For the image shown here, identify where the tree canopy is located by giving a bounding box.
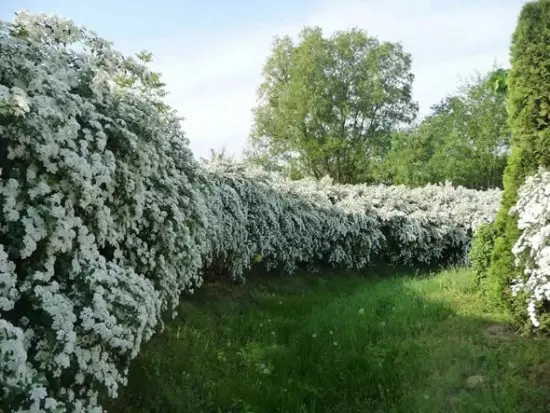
[378,69,510,189]
[247,26,417,184]
[486,0,550,332]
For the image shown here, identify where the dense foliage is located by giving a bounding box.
[248,27,511,190]
[247,27,417,184]
[486,0,550,332]
[469,222,498,295]
[0,11,207,412]
[0,13,504,412]
[205,162,501,272]
[380,71,510,189]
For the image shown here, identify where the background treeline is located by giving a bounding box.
[245,27,510,189]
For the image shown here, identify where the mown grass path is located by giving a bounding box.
[109,268,550,413]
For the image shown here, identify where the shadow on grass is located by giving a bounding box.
[107,268,550,413]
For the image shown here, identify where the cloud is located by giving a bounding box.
[152,0,526,159]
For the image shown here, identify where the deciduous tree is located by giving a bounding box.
[379,69,510,189]
[248,26,417,183]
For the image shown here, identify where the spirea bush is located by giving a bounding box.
[510,169,550,331]
[200,163,384,278]
[0,12,502,412]
[0,12,206,412]
[205,162,501,269]
[279,174,500,266]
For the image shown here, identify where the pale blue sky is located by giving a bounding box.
[1,0,528,158]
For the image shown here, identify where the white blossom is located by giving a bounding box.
[0,11,503,413]
[510,169,550,329]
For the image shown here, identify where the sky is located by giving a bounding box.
[1,0,528,159]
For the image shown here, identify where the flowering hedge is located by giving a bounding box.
[0,12,206,412]
[282,175,501,265]
[510,170,550,331]
[0,12,502,412]
[197,165,383,279]
[205,163,501,271]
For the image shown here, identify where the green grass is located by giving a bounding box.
[108,268,550,413]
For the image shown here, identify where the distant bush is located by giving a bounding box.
[487,0,550,333]
[0,12,501,412]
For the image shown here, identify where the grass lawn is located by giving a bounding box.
[108,268,550,413]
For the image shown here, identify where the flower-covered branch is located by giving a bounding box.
[510,169,550,329]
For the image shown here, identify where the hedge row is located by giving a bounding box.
[0,12,501,412]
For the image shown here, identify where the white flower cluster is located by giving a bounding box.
[198,165,383,278]
[0,12,201,412]
[510,169,550,328]
[0,12,502,412]
[206,162,501,268]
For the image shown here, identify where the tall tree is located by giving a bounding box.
[487,0,550,332]
[247,26,417,184]
[379,69,510,189]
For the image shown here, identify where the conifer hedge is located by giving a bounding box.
[486,0,550,331]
